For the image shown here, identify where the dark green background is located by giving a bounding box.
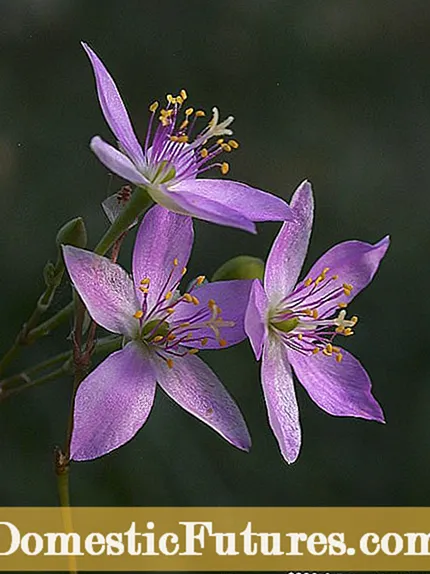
[0,0,427,508]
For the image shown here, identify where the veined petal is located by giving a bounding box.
[151,352,251,451]
[171,178,293,223]
[132,205,194,309]
[264,180,314,303]
[90,136,149,186]
[288,347,385,422]
[261,336,301,463]
[82,42,144,166]
[173,280,253,349]
[245,279,269,360]
[70,342,157,461]
[164,186,256,233]
[63,245,140,337]
[304,236,390,317]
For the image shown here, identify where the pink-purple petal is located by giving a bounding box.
[70,342,157,461]
[261,336,301,464]
[288,347,385,422]
[152,352,251,451]
[264,180,314,303]
[62,245,140,337]
[245,279,269,360]
[171,178,292,223]
[173,280,253,349]
[90,136,148,186]
[132,205,193,308]
[304,236,390,317]
[82,42,144,166]
[166,186,256,233]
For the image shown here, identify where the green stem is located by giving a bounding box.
[94,187,152,255]
[0,336,121,401]
[56,459,77,574]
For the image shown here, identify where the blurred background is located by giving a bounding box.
[0,0,428,510]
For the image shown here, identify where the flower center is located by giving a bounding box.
[132,258,235,369]
[269,267,358,363]
[141,89,239,186]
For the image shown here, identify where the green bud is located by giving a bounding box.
[212,255,265,282]
[43,261,56,287]
[56,217,87,249]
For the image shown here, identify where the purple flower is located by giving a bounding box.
[82,42,292,233]
[63,205,252,461]
[245,180,389,463]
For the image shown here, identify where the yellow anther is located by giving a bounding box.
[221,162,230,175]
[186,333,193,340]
[343,288,352,297]
[219,338,227,347]
[201,338,208,346]
[297,333,303,340]
[176,95,184,106]
[165,291,173,300]
[149,101,159,113]
[133,310,143,319]
[185,107,194,116]
[188,348,199,355]
[351,316,358,325]
[335,326,344,334]
[180,89,188,100]
[139,287,149,294]
[343,328,354,336]
[208,299,216,307]
[181,266,187,275]
[200,148,209,158]
[173,258,179,266]
[323,267,330,274]
[336,353,343,363]
[167,333,176,341]
[196,275,206,286]
[312,309,319,319]
[180,322,190,328]
[217,138,224,145]
[323,348,332,357]
[184,293,193,303]
[169,135,179,142]
[332,346,340,353]
[338,302,347,308]
[140,277,150,285]
[166,308,175,314]
[326,343,333,354]
[221,143,232,152]
[152,335,164,343]
[315,276,323,286]
[166,358,174,369]
[178,134,189,143]
[191,296,200,306]
[312,347,320,354]
[304,278,313,287]
[228,139,239,149]
[304,309,312,316]
[332,274,339,280]
[179,120,189,130]
[166,94,174,104]
[195,110,206,117]
[343,283,353,291]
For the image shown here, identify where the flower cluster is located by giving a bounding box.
[63,44,389,464]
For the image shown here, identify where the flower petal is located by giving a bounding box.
[63,245,140,337]
[264,180,314,303]
[82,42,144,166]
[172,178,293,223]
[70,342,157,461]
[245,279,269,360]
[163,185,256,233]
[304,236,390,317]
[172,280,253,349]
[151,352,251,451]
[90,136,149,186]
[132,205,194,309]
[288,347,385,422]
[261,336,301,463]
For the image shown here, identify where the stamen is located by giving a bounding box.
[133,310,143,319]
[221,162,229,175]
[166,358,174,369]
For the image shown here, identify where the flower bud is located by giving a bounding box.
[56,217,87,249]
[212,255,265,282]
